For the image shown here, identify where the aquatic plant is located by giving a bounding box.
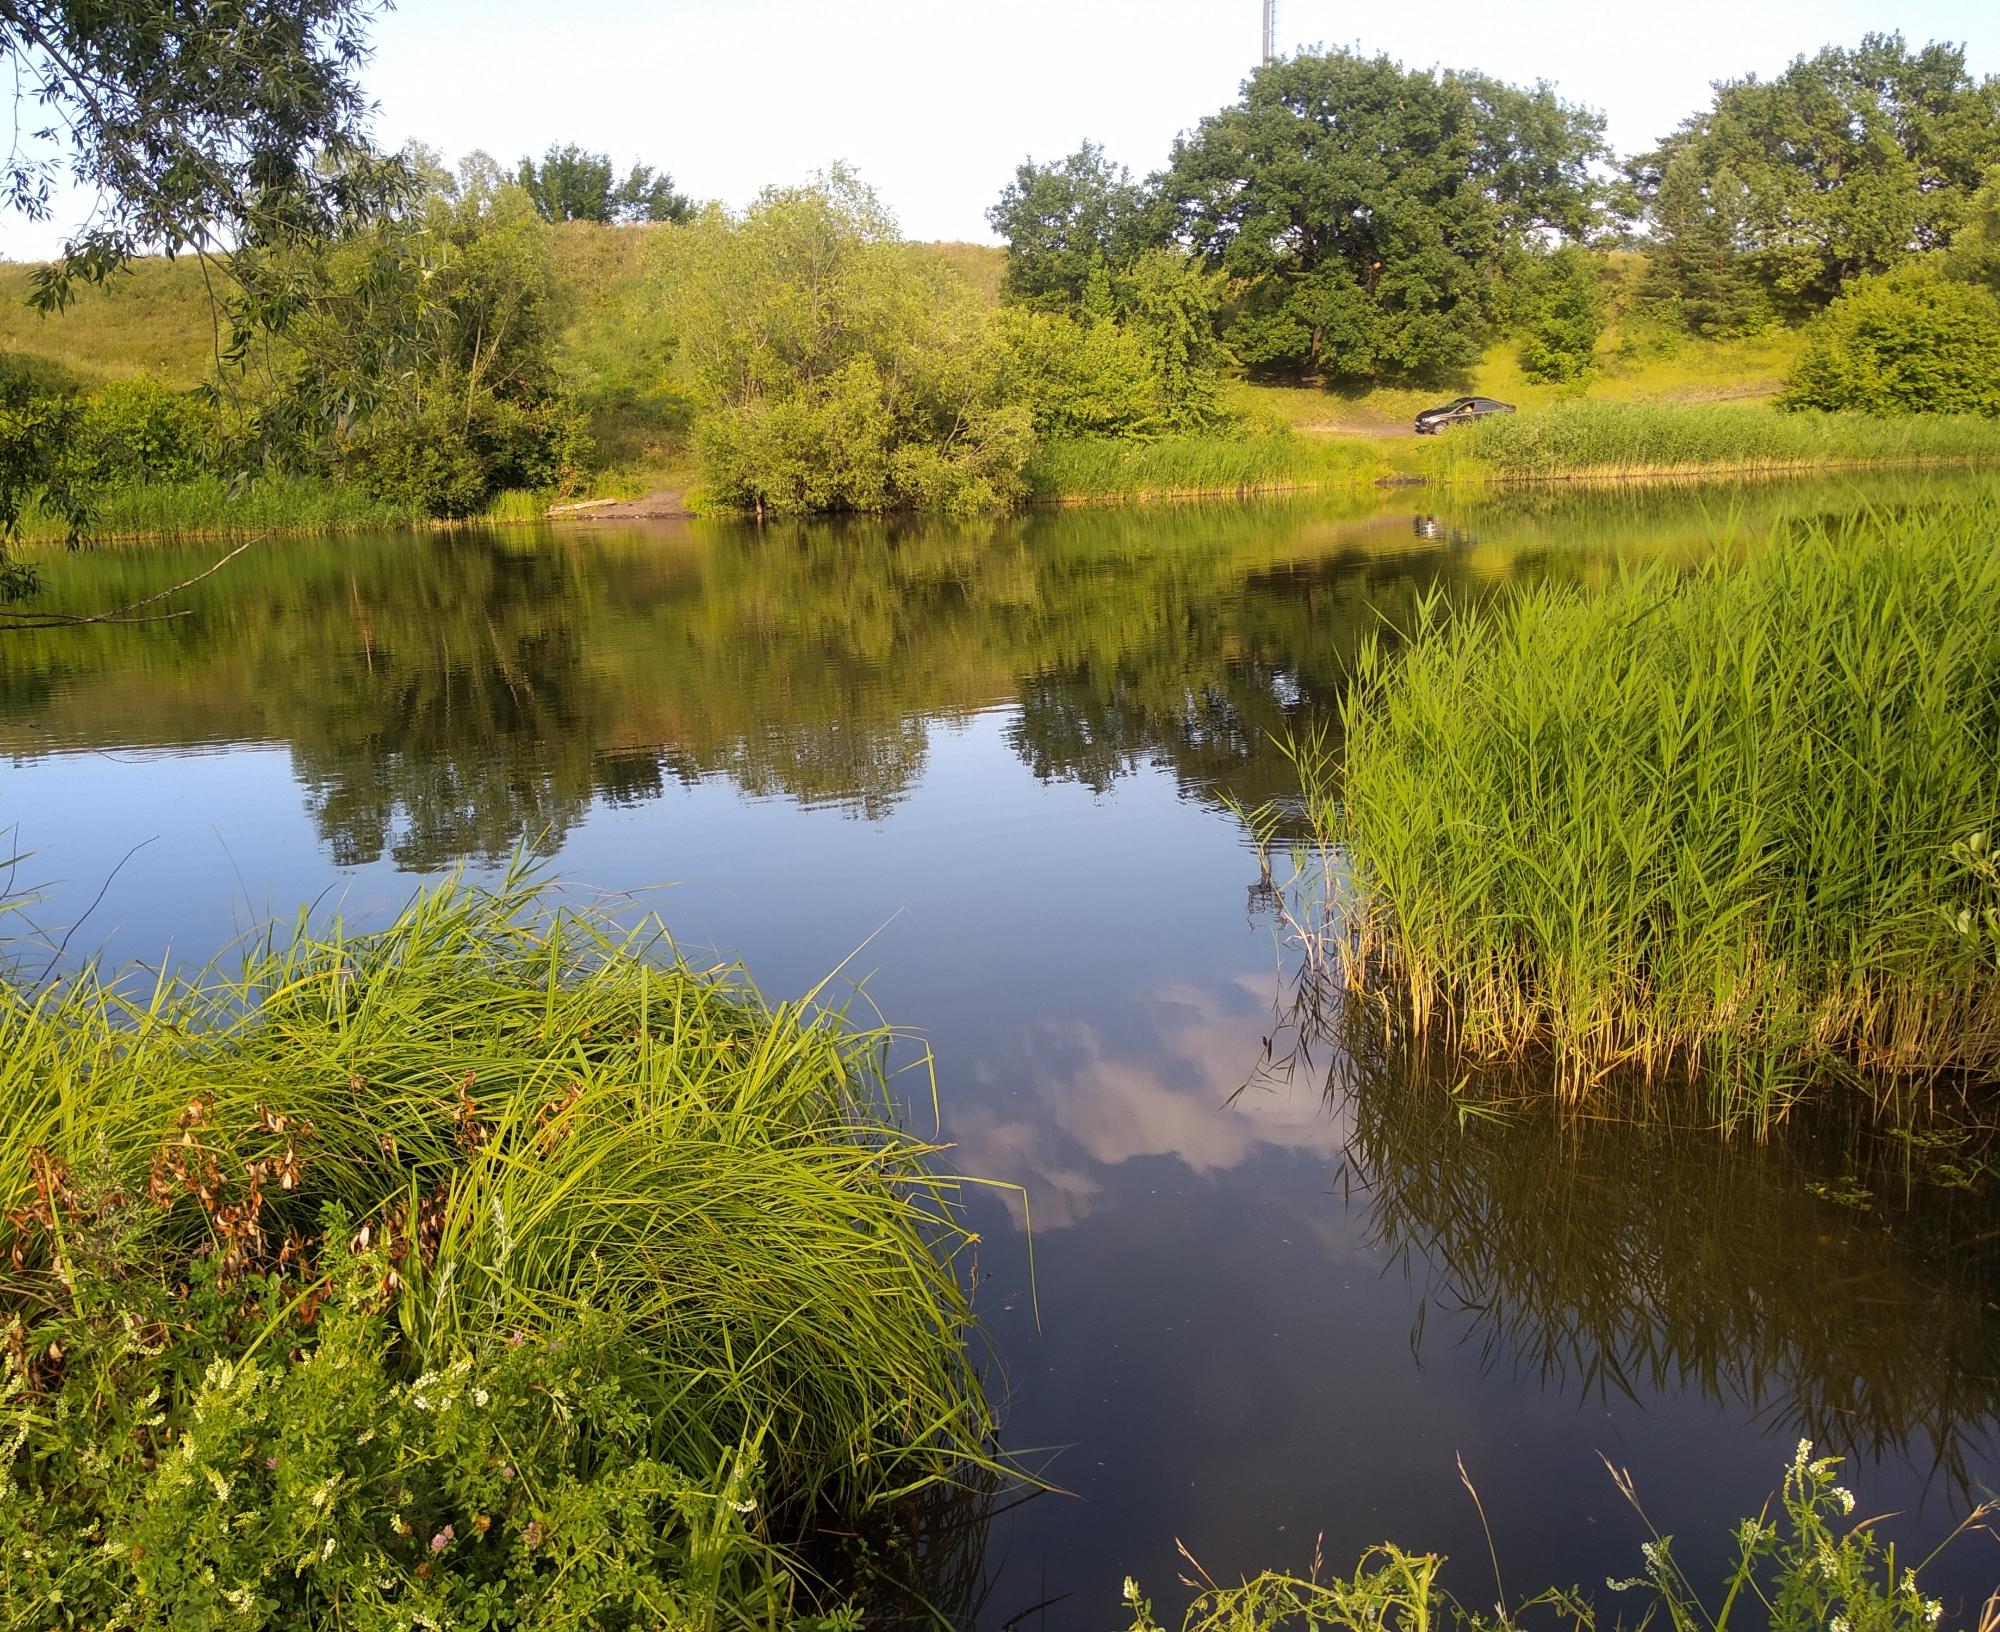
[0,870,995,1624]
[1268,497,2000,1124]
[1428,400,2000,482]
[1125,1444,1997,1632]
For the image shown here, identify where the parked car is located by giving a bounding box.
[1414,396,1516,434]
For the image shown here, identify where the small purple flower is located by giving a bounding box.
[430,1524,455,1553]
[523,1520,544,1549]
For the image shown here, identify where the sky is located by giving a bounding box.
[3,0,1996,259]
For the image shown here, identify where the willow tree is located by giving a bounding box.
[0,0,386,579]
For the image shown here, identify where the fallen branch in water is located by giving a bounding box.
[0,533,265,629]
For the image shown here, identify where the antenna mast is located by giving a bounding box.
[1261,0,1277,63]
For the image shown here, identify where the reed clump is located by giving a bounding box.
[1432,400,2000,481]
[0,872,993,1625]
[1280,499,2000,1124]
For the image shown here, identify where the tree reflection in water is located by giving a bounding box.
[1302,1009,2000,1497]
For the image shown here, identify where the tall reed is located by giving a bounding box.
[12,473,422,542]
[1275,499,2000,1125]
[1430,400,2000,482]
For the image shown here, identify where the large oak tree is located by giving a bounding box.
[1158,51,1604,382]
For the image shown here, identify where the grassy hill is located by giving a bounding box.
[0,255,219,387]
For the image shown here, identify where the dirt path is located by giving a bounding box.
[547,489,692,522]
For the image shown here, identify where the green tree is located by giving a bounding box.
[1945,166,2000,294]
[517,143,692,225]
[1779,262,2000,415]
[1112,248,1232,429]
[983,309,1160,439]
[1633,34,2000,319]
[654,169,1032,516]
[1159,51,1604,382]
[986,142,1153,312]
[1513,243,1609,383]
[1,0,386,583]
[253,163,589,516]
[1634,155,1773,336]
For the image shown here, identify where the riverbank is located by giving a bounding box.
[0,873,994,1626]
[15,401,2000,544]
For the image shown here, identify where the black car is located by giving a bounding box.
[1414,396,1516,434]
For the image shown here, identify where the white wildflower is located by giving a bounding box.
[472,1388,490,1409]
[1122,1578,1140,1605]
[1830,1617,1849,1632]
[321,1535,336,1562]
[205,1468,232,1504]
[1833,1486,1855,1515]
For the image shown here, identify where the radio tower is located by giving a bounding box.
[1261,0,1277,63]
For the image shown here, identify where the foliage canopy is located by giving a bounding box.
[1158,50,1604,382]
[1632,34,2000,324]
[517,142,692,225]
[655,170,1033,515]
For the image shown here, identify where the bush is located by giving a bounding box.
[1513,244,1607,384]
[1781,264,2000,416]
[660,169,1036,515]
[76,376,220,484]
[350,386,590,517]
[984,308,1160,439]
[0,1248,788,1630]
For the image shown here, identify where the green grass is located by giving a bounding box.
[1025,431,1393,501]
[11,473,424,541]
[0,255,220,387]
[1267,497,2000,1126]
[1427,400,2000,481]
[0,869,995,1514]
[1227,327,1808,434]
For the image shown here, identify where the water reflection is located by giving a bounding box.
[1315,1022,2000,1497]
[11,472,1989,872]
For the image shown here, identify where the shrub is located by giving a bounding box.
[984,308,1160,439]
[659,169,1036,515]
[349,386,590,517]
[1513,243,1607,384]
[76,376,220,484]
[1780,264,2000,416]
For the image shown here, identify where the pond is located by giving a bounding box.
[3,470,1998,1623]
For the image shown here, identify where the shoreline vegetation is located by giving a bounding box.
[0,872,999,1625]
[1259,493,2000,1132]
[10,401,2000,544]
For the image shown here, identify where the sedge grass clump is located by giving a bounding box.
[0,872,993,1626]
[1284,498,2000,1123]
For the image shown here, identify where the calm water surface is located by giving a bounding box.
[4,474,1998,1621]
